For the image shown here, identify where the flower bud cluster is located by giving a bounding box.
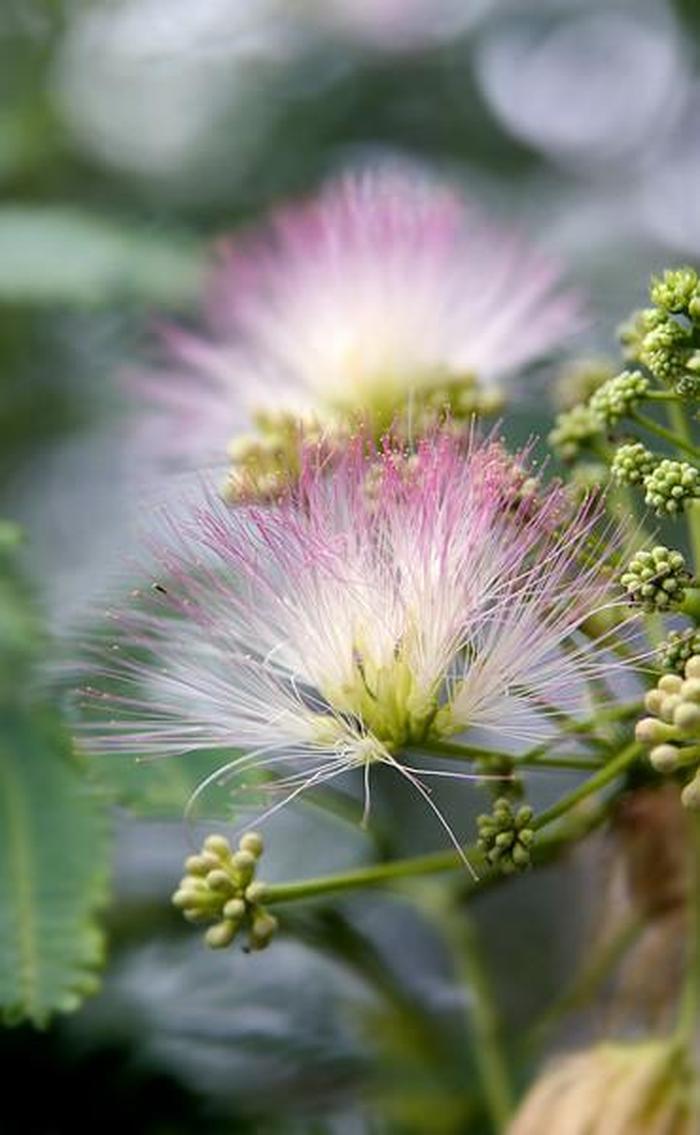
[477,797,534,874]
[415,373,505,422]
[657,628,700,674]
[566,462,608,501]
[620,545,689,612]
[622,268,700,396]
[643,459,700,516]
[172,832,278,950]
[553,358,615,411]
[649,266,699,313]
[589,370,649,426]
[636,657,700,810]
[548,404,603,461]
[610,442,657,486]
[639,315,692,384]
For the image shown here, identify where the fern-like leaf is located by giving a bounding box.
[0,710,110,1027]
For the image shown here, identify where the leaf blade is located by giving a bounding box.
[0,711,110,1027]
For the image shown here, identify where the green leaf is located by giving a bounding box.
[0,206,204,308]
[0,710,110,1027]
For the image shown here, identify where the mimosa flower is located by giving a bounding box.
[79,434,623,857]
[509,1040,694,1135]
[133,168,581,490]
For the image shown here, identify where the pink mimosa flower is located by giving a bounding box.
[79,434,623,858]
[133,168,581,475]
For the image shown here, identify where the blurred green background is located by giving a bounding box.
[2,1,700,1131]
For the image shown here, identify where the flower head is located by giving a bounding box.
[134,168,580,479]
[79,433,625,850]
[509,1040,695,1135]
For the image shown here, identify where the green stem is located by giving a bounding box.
[646,390,683,402]
[449,913,514,1129]
[664,400,700,575]
[261,747,641,906]
[666,398,694,447]
[532,742,642,831]
[418,739,602,772]
[630,409,700,459]
[686,500,700,581]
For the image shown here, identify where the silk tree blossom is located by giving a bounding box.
[133,168,581,493]
[79,434,627,857]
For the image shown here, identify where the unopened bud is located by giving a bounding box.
[239,831,264,857]
[644,689,664,715]
[681,771,700,810]
[184,854,209,876]
[659,674,683,695]
[172,888,196,909]
[680,678,700,702]
[659,694,682,723]
[245,881,268,903]
[223,897,246,922]
[203,834,232,860]
[205,920,239,949]
[686,656,700,679]
[673,703,700,732]
[649,744,681,772]
[636,717,675,744]
[249,910,279,950]
[206,869,234,893]
[232,849,257,886]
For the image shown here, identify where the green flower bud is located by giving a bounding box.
[618,307,663,362]
[549,404,603,461]
[620,545,690,612]
[675,372,700,401]
[249,910,279,951]
[674,703,700,732]
[172,889,196,910]
[680,677,700,702]
[222,897,246,922]
[643,460,700,516]
[640,313,692,383]
[553,358,616,411]
[649,266,699,313]
[239,831,264,857]
[231,849,257,887]
[183,908,210,924]
[184,854,209,876]
[610,442,657,486]
[171,831,277,950]
[205,919,239,949]
[657,628,700,673]
[681,770,700,810]
[477,796,534,874]
[567,462,608,500]
[206,868,234,893]
[637,656,700,808]
[635,717,675,744]
[589,370,649,426]
[659,673,684,694]
[649,744,681,772]
[203,834,232,860]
